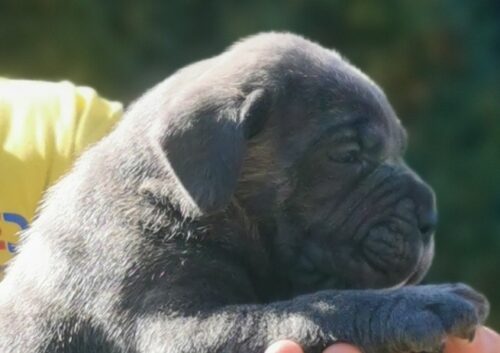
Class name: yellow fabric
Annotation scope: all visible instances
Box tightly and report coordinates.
[0,78,123,276]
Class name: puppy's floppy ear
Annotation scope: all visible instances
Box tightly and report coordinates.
[147,87,271,217]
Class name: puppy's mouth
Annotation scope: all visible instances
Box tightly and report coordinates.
[338,179,432,287]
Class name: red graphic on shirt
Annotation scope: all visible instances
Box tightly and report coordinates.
[0,240,5,250]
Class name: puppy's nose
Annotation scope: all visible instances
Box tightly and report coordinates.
[409,176,438,238]
[418,207,438,237]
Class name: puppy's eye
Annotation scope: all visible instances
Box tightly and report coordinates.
[327,145,361,164]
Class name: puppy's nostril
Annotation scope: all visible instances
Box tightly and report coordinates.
[418,209,438,237]
[406,174,438,238]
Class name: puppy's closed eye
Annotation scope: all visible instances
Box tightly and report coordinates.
[327,142,361,164]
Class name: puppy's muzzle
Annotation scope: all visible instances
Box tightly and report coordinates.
[360,166,437,275]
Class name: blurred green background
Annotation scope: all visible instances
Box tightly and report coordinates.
[1,0,499,327]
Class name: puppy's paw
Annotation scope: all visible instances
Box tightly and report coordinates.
[372,283,489,353]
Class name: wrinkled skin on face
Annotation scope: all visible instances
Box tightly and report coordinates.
[237,58,437,296]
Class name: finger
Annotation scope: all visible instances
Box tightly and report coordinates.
[323,343,362,353]
[445,326,500,353]
[265,340,304,353]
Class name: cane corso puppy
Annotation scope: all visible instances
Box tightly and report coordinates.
[0,32,488,353]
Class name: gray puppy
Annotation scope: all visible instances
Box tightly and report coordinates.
[0,32,488,353]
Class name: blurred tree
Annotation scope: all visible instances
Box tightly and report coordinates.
[1,0,499,326]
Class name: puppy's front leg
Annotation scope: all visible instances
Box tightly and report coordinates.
[132,284,488,353]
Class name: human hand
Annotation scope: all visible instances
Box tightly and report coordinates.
[265,326,500,353]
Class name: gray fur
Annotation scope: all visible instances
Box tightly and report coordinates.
[0,32,488,353]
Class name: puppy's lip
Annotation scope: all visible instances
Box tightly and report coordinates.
[403,261,427,285]
[402,233,435,285]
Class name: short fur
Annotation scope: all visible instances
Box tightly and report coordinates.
[0,32,488,353]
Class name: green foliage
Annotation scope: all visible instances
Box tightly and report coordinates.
[1,0,499,327]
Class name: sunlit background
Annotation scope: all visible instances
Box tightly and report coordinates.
[1,0,499,327]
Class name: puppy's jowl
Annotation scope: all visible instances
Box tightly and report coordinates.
[0,33,488,353]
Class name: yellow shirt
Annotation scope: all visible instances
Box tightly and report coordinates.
[0,78,123,276]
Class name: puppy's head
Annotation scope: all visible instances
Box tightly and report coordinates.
[140,33,436,293]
